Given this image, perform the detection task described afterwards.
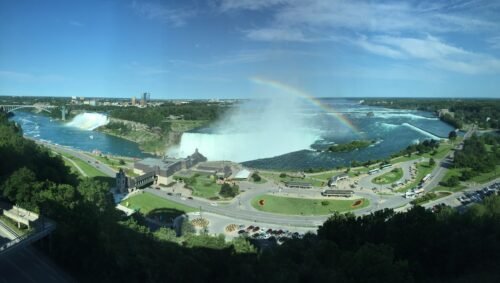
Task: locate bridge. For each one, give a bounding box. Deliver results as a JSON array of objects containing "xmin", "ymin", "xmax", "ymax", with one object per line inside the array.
[{"xmin": 0, "ymin": 104, "xmax": 57, "ymax": 113}]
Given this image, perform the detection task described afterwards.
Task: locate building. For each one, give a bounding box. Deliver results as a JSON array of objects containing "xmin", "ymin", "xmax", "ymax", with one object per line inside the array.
[
  {"xmin": 328, "ymin": 173, "xmax": 349, "ymax": 187},
  {"xmin": 284, "ymin": 181, "xmax": 313, "ymax": 189},
  {"xmin": 194, "ymin": 162, "xmax": 232, "ymax": 179},
  {"xmin": 321, "ymin": 189, "xmax": 354, "ymax": 198},
  {"xmin": 233, "ymin": 169, "xmax": 252, "ymax": 180},
  {"xmin": 140, "ymin": 92, "xmax": 150, "ymax": 107},
  {"xmin": 131, "ymin": 97, "xmax": 136, "ymax": 106},
  {"xmin": 116, "ymin": 169, "xmax": 128, "ymax": 194},
  {"xmin": 2, "ymin": 205, "xmax": 39, "ymax": 229},
  {"xmin": 133, "ymin": 149, "xmax": 207, "ymax": 185}
]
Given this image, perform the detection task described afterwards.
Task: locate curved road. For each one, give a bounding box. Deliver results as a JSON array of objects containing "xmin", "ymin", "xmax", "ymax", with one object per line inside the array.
[{"xmin": 37, "ymin": 127, "xmax": 478, "ymax": 228}]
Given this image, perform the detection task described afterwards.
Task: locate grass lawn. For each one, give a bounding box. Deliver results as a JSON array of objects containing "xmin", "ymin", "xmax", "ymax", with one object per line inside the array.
[
  {"xmin": 121, "ymin": 192, "xmax": 196, "ymax": 221},
  {"xmin": 251, "ymin": 195, "xmax": 369, "ymax": 215},
  {"xmin": 372, "ymin": 168, "xmax": 403, "ymax": 185},
  {"xmin": 422, "ymin": 143, "xmax": 453, "ymax": 159},
  {"xmin": 471, "ymin": 166, "xmax": 500, "ymax": 183},
  {"xmin": 56, "ymin": 151, "xmax": 107, "ymax": 177},
  {"xmin": 177, "ymin": 174, "xmax": 222, "ymax": 199},
  {"xmin": 261, "ymin": 172, "xmax": 325, "ymax": 187},
  {"xmin": 392, "ymin": 154, "xmax": 420, "ymax": 163},
  {"xmin": 85, "ymin": 153, "xmax": 127, "ymax": 170},
  {"xmin": 431, "ymin": 168, "xmax": 466, "ymax": 193},
  {"xmin": 397, "ymin": 162, "xmax": 436, "ymax": 192},
  {"xmin": 170, "ymin": 120, "xmax": 208, "ymax": 132}
]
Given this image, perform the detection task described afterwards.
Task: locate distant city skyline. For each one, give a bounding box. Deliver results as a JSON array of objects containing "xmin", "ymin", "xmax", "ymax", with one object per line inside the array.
[{"xmin": 1, "ymin": 0, "xmax": 500, "ymax": 99}]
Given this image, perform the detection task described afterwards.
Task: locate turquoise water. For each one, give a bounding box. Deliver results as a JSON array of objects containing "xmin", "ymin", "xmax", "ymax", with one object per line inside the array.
[
  {"xmin": 241, "ymin": 98, "xmax": 455, "ymax": 169},
  {"xmin": 11, "ymin": 111, "xmax": 148, "ymax": 158},
  {"xmin": 10, "ymin": 99, "xmax": 455, "ymax": 170}
]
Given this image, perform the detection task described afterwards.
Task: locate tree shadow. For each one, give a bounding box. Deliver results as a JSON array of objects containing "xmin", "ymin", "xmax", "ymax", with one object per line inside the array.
[
  {"xmin": 91, "ymin": 176, "xmax": 115, "ymax": 188},
  {"xmin": 147, "ymin": 207, "xmax": 186, "ymax": 225}
]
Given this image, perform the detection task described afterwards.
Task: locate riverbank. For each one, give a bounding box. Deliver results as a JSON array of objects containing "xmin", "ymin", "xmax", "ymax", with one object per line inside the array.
[{"xmin": 97, "ymin": 118, "xmax": 208, "ymax": 156}]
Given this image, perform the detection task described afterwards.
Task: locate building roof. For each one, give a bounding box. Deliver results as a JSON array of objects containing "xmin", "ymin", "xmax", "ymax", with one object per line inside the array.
[
  {"xmin": 135, "ymin": 157, "xmax": 181, "ymax": 171},
  {"xmin": 285, "ymin": 181, "xmax": 313, "ymax": 187},
  {"xmin": 234, "ymin": 169, "xmax": 251, "ymax": 179}
]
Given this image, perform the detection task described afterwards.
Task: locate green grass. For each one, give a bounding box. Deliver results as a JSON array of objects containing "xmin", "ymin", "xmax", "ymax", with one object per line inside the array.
[
  {"xmin": 85, "ymin": 153, "xmax": 128, "ymax": 170},
  {"xmin": 179, "ymin": 174, "xmax": 222, "ymax": 199},
  {"xmin": 0, "ymin": 215, "xmax": 31, "ymax": 236},
  {"xmin": 416, "ymin": 191, "xmax": 452, "ymax": 205},
  {"xmin": 391, "ymin": 154, "xmax": 420, "ymax": 163},
  {"xmin": 397, "ymin": 162, "xmax": 436, "ymax": 192},
  {"xmin": 121, "ymin": 192, "xmax": 196, "ymax": 221},
  {"xmin": 57, "ymin": 151, "xmax": 107, "ymax": 177},
  {"xmin": 422, "ymin": 143, "xmax": 453, "ymax": 159},
  {"xmin": 372, "ymin": 168, "xmax": 403, "ymax": 185},
  {"xmin": 261, "ymin": 172, "xmax": 325, "ymax": 187},
  {"xmin": 251, "ymin": 195, "xmax": 369, "ymax": 215},
  {"xmin": 431, "ymin": 168, "xmax": 466, "ymax": 193},
  {"xmin": 170, "ymin": 120, "xmax": 208, "ymax": 132},
  {"xmin": 471, "ymin": 166, "xmax": 500, "ymax": 184}
]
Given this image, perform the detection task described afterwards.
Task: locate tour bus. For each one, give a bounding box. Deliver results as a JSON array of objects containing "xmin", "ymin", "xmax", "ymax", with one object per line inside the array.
[
  {"xmin": 422, "ymin": 174, "xmax": 432, "ymax": 183},
  {"xmin": 368, "ymin": 168, "xmax": 380, "ymax": 175},
  {"xmin": 380, "ymin": 163, "xmax": 393, "ymax": 169}
]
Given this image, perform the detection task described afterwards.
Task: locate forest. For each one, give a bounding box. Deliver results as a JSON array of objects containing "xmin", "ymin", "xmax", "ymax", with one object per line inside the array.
[{"xmin": 1, "ymin": 110, "xmax": 500, "ymax": 282}]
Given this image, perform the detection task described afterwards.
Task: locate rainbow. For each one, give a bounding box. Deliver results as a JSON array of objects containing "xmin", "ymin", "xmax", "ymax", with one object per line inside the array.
[{"xmin": 250, "ymin": 77, "xmax": 360, "ymax": 133}]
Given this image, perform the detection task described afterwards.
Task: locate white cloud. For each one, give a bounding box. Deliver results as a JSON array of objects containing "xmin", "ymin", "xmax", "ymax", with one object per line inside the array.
[
  {"xmin": 218, "ymin": 0, "xmax": 289, "ymax": 11},
  {"xmin": 487, "ymin": 36, "xmax": 500, "ymax": 49},
  {"xmin": 131, "ymin": 1, "xmax": 195, "ymax": 27},
  {"xmin": 353, "ymin": 35, "xmax": 500, "ymax": 74},
  {"xmin": 245, "ymin": 28, "xmax": 308, "ymax": 42},
  {"xmin": 351, "ymin": 36, "xmax": 404, "ymax": 59}
]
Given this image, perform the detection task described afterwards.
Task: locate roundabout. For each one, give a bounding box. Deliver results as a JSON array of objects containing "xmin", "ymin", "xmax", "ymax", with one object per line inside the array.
[{"xmin": 251, "ymin": 194, "xmax": 369, "ymax": 215}]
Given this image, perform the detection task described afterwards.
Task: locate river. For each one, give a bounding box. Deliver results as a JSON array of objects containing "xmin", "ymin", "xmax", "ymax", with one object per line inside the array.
[{"xmin": 10, "ymin": 99, "xmax": 456, "ymax": 170}]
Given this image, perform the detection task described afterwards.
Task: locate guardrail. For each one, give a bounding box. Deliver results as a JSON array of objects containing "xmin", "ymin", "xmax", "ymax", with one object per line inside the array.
[
  {"xmin": 0, "ymin": 219, "xmax": 20, "ymax": 239},
  {"xmin": 0, "ymin": 222, "xmax": 56, "ymax": 257}
]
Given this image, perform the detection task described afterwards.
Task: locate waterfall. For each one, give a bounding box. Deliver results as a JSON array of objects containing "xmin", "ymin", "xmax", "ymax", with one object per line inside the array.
[{"xmin": 66, "ymin": 112, "xmax": 109, "ymax": 131}]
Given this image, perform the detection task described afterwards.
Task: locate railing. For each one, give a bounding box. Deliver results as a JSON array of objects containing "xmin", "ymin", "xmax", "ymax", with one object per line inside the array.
[
  {"xmin": 0, "ymin": 222, "xmax": 56, "ymax": 257},
  {"xmin": 0, "ymin": 219, "xmax": 20, "ymax": 238}
]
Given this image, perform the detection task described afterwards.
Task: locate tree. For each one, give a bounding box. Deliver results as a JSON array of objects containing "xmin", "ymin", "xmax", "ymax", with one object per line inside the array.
[
  {"xmin": 181, "ymin": 218, "xmax": 195, "ymax": 236},
  {"xmin": 429, "ymin": 158, "xmax": 436, "ymax": 166},
  {"xmin": 220, "ymin": 183, "xmax": 239, "ymax": 198},
  {"xmin": 251, "ymin": 173, "xmax": 261, "ymax": 182},
  {"xmin": 448, "ymin": 130, "xmax": 458, "ymax": 140}
]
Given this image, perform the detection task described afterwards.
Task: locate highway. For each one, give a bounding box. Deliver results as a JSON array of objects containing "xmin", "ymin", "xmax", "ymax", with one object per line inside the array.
[{"xmin": 35, "ymin": 140, "xmax": 117, "ymax": 178}]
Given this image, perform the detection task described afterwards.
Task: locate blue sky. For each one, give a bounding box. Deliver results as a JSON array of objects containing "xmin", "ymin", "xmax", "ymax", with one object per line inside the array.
[{"xmin": 0, "ymin": 0, "xmax": 499, "ymax": 99}]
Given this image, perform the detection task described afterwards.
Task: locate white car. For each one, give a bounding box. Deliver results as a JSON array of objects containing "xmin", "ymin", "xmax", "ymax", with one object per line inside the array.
[
  {"xmin": 210, "ymin": 202, "xmax": 217, "ymax": 206},
  {"xmin": 180, "ymin": 197, "xmax": 187, "ymax": 201}
]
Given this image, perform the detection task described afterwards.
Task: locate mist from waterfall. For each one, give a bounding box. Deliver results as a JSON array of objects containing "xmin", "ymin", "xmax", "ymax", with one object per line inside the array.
[
  {"xmin": 66, "ymin": 112, "xmax": 109, "ymax": 131},
  {"xmin": 168, "ymin": 91, "xmax": 319, "ymax": 162}
]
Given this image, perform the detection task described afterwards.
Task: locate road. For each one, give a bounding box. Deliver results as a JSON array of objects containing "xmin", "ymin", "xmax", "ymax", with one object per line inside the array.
[
  {"xmin": 36, "ymin": 125, "xmax": 483, "ymax": 229},
  {"xmin": 36, "ymin": 140, "xmax": 117, "ymax": 177},
  {"xmin": 0, "ymin": 247, "xmax": 75, "ymax": 283}
]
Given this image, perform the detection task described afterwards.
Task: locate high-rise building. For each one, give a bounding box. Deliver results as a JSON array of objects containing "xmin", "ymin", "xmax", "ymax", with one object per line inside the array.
[
  {"xmin": 131, "ymin": 96, "xmax": 136, "ymax": 106},
  {"xmin": 141, "ymin": 92, "xmax": 150, "ymax": 107}
]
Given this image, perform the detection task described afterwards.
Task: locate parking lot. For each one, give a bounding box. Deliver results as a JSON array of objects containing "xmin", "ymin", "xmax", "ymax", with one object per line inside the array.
[{"xmin": 456, "ymin": 182, "xmax": 499, "ymax": 205}]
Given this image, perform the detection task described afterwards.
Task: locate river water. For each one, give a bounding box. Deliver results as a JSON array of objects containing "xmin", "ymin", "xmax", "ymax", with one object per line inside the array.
[
  {"xmin": 10, "ymin": 99, "xmax": 456, "ymax": 170},
  {"xmin": 11, "ymin": 111, "xmax": 148, "ymax": 158}
]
